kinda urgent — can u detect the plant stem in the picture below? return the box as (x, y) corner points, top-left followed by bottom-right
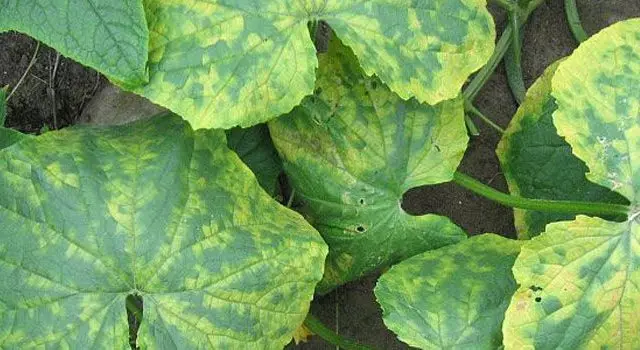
(463, 0), (544, 103)
(465, 101), (505, 134)
(304, 314), (375, 350)
(464, 114), (480, 136)
(463, 24), (513, 102)
(565, 0), (588, 43)
(505, 11), (526, 104)
(453, 171), (629, 217)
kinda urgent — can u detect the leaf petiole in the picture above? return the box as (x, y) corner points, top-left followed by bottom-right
(465, 114), (481, 136)
(565, 0), (589, 43)
(304, 313), (376, 350)
(464, 101), (505, 134)
(464, 0), (544, 103)
(463, 24), (513, 102)
(505, 10), (526, 104)
(453, 171), (630, 217)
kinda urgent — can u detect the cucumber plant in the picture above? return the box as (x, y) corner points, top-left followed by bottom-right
(0, 1), (638, 349)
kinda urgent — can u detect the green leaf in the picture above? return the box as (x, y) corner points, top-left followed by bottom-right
(268, 36), (468, 293)
(497, 61), (628, 239)
(0, 114), (327, 348)
(133, 0), (495, 129)
(323, 0), (495, 105)
(226, 124), (282, 196)
(375, 234), (521, 350)
(0, 128), (32, 150)
(0, 89), (33, 150)
(552, 18), (640, 203)
(503, 19), (640, 348)
(503, 216), (639, 349)
(0, 0), (149, 87)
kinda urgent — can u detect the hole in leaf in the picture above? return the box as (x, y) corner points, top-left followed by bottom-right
(529, 285), (543, 292)
(358, 198), (365, 205)
(535, 297), (542, 303)
(356, 225), (366, 233)
(126, 294), (143, 350)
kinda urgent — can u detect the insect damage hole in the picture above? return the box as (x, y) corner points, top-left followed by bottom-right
(535, 297), (542, 303)
(126, 294), (143, 350)
(356, 225), (366, 233)
(529, 285), (543, 292)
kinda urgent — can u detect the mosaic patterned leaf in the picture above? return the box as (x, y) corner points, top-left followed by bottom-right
(376, 234), (521, 349)
(497, 62), (628, 238)
(551, 19), (640, 203)
(503, 19), (640, 348)
(269, 36), (467, 293)
(135, 0), (494, 129)
(0, 114), (327, 348)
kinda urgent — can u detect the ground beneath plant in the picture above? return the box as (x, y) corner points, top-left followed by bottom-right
(1, 1), (638, 348)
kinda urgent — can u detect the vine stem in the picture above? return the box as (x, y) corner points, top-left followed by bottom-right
(463, 0), (544, 103)
(505, 10), (526, 104)
(453, 171), (630, 217)
(464, 114), (480, 136)
(463, 24), (512, 102)
(565, 0), (589, 43)
(304, 314), (375, 350)
(465, 101), (505, 134)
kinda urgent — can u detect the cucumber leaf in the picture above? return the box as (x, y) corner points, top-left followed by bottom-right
(0, 114), (327, 349)
(375, 234), (521, 349)
(226, 124), (282, 196)
(504, 216), (639, 349)
(552, 19), (639, 203)
(0, 128), (32, 150)
(269, 36), (467, 293)
(0, 87), (32, 149)
(503, 19), (640, 349)
(134, 0), (495, 129)
(0, 0), (149, 87)
(497, 62), (628, 239)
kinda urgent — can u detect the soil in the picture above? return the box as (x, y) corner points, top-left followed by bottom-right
(1, 1), (638, 348)
(0, 32), (105, 132)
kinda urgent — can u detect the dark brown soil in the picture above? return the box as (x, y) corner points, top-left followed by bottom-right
(0, 33), (105, 133)
(1, 1), (638, 348)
